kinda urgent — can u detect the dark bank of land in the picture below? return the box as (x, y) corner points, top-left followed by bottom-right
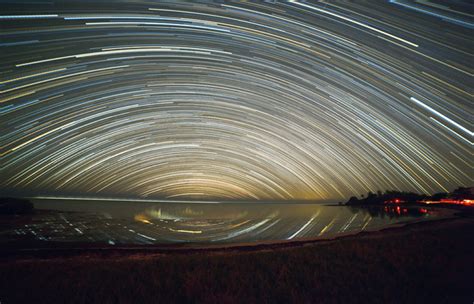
(0, 208), (473, 304)
(342, 186), (473, 206)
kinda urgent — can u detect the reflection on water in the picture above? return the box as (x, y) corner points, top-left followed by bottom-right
(2, 200), (447, 245)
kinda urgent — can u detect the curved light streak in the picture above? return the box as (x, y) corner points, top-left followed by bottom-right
(0, 1), (471, 200)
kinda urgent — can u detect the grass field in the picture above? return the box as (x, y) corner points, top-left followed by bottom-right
(1, 216), (473, 304)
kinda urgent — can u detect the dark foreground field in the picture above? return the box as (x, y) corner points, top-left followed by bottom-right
(1, 216), (473, 304)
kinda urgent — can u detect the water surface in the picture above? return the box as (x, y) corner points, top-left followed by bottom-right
(3, 199), (448, 245)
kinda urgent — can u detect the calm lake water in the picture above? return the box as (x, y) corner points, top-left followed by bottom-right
(3, 199), (449, 245)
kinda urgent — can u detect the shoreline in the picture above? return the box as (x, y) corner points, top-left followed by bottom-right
(0, 206), (468, 260)
(1, 207), (472, 303)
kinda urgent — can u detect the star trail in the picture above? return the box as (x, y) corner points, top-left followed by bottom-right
(0, 1), (472, 201)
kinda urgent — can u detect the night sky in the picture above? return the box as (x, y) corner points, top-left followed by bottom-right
(1, 1), (472, 201)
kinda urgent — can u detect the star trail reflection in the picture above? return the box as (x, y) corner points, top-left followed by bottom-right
(2, 199), (449, 245)
(0, 1), (472, 200)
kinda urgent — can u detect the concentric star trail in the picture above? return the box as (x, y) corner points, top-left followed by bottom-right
(0, 1), (472, 201)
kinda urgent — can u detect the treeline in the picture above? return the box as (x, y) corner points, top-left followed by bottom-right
(343, 186), (472, 206)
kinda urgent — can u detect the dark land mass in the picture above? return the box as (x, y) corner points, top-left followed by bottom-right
(343, 186), (472, 206)
(0, 197), (34, 215)
(0, 209), (473, 304)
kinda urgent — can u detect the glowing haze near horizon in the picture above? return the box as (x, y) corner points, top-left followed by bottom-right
(0, 1), (472, 201)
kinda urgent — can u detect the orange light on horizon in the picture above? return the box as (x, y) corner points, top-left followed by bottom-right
(421, 199), (473, 206)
